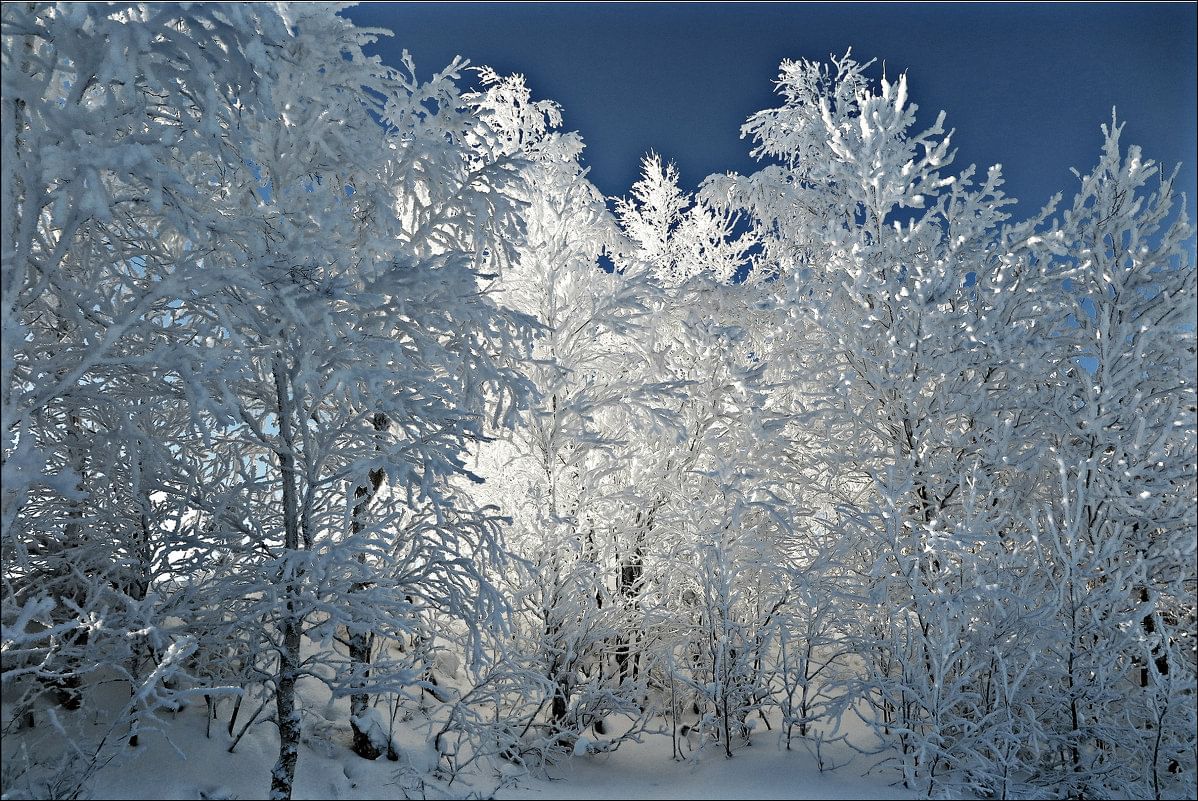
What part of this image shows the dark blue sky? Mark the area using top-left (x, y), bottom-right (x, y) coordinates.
top-left (344, 2), bottom-right (1197, 218)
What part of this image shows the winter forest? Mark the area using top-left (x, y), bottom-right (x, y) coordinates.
top-left (1, 4), bottom-right (1195, 800)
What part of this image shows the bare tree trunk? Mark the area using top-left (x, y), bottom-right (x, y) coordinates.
top-left (616, 511), bottom-right (648, 688)
top-left (347, 630), bottom-right (380, 759)
top-left (348, 413), bottom-right (388, 759)
top-left (270, 620), bottom-right (302, 801)
top-left (269, 358), bottom-right (303, 801)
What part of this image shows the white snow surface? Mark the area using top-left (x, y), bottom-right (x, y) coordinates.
top-left (6, 673), bottom-right (913, 800)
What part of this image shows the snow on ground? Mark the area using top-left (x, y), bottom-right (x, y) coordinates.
top-left (4, 671), bottom-right (912, 800)
top-left (494, 726), bottom-right (913, 801)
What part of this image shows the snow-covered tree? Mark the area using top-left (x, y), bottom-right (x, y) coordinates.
top-left (1020, 117), bottom-right (1196, 799)
top-left (2, 4), bottom-right (309, 792)
top-left (3, 5), bottom-right (535, 798)
top-left (4, 9), bottom-right (1194, 799)
top-left (463, 72), bottom-right (668, 757)
top-left (704, 51), bottom-right (1195, 797)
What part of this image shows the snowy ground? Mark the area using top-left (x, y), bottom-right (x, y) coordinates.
top-left (491, 730), bottom-right (913, 801)
top-left (3, 672), bottom-right (913, 800)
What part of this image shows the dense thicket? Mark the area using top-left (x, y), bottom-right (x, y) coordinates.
top-left (3, 5), bottom-right (1194, 800)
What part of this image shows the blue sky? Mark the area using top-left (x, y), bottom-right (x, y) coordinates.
top-left (344, 2), bottom-right (1197, 217)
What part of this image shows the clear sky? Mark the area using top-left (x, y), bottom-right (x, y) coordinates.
top-left (344, 2), bottom-right (1197, 218)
